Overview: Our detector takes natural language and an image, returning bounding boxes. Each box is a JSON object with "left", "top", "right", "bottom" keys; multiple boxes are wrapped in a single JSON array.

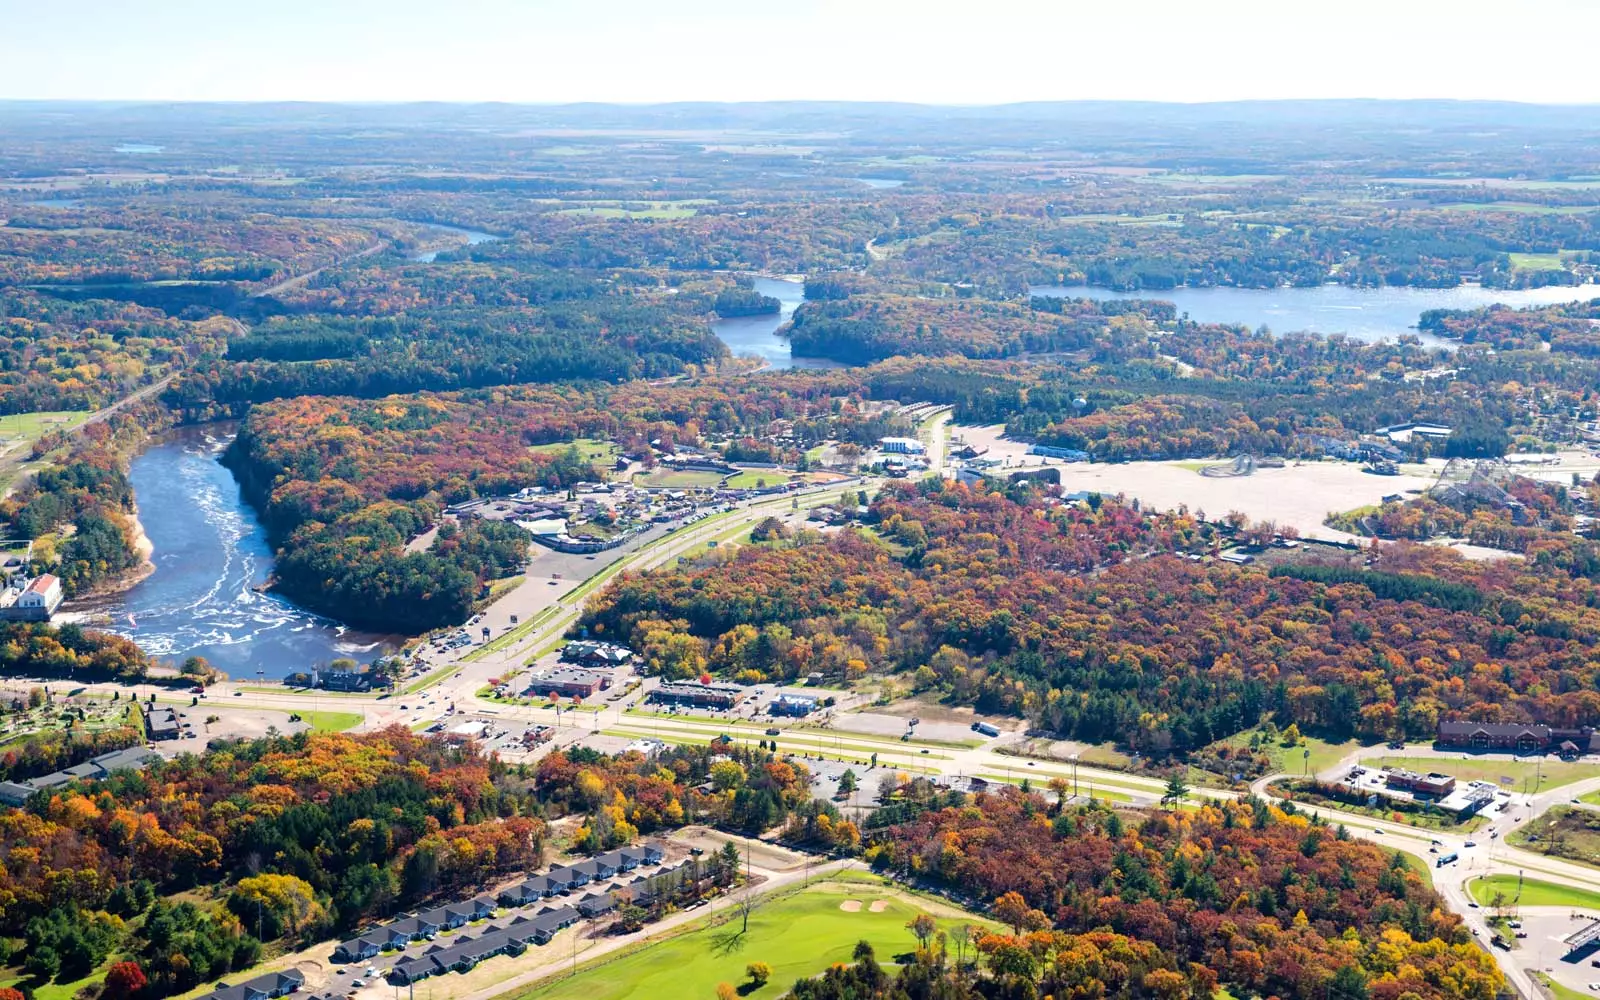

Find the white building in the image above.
[
  {"left": 879, "top": 437, "right": 926, "bottom": 455},
  {"left": 0, "top": 573, "right": 62, "bottom": 621}
]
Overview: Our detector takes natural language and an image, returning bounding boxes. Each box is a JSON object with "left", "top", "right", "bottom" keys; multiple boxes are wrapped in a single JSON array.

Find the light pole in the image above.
[{"left": 1070, "top": 753, "right": 1079, "bottom": 801}]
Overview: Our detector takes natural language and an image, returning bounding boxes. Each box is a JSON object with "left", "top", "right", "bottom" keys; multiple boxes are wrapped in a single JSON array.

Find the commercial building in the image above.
[
  {"left": 0, "top": 574, "right": 63, "bottom": 622},
  {"left": 145, "top": 705, "right": 181, "bottom": 740},
  {"left": 561, "top": 641, "right": 634, "bottom": 668},
  {"left": 526, "top": 668, "right": 610, "bottom": 700},
  {"left": 1028, "top": 444, "right": 1090, "bottom": 462},
  {"left": 648, "top": 681, "right": 748, "bottom": 711},
  {"left": 1381, "top": 768, "right": 1456, "bottom": 798},
  {"left": 770, "top": 693, "right": 820, "bottom": 717},
  {"left": 1436, "top": 721, "right": 1600, "bottom": 755},
  {"left": 879, "top": 437, "right": 926, "bottom": 455}
]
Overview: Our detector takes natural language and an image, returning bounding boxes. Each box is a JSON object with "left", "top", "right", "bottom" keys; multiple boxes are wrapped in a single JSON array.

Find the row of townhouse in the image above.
[
  {"left": 195, "top": 969, "right": 307, "bottom": 1000},
  {"left": 495, "top": 844, "right": 663, "bottom": 906},
  {"left": 573, "top": 859, "right": 698, "bottom": 919},
  {"left": 393, "top": 859, "right": 701, "bottom": 985},
  {"left": 333, "top": 897, "right": 498, "bottom": 963},
  {"left": 389, "top": 907, "right": 581, "bottom": 984}
]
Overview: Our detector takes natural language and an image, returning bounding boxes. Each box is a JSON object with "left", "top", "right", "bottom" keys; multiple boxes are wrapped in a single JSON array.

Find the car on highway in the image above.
[
  {"left": 765, "top": 728, "right": 780, "bottom": 736},
  {"left": 1464, "top": 840, "right": 1477, "bottom": 847}
]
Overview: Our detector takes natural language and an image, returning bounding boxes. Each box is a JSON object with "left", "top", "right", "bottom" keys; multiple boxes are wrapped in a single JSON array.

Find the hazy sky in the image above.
[{"left": 4, "top": 0, "right": 1599, "bottom": 104}]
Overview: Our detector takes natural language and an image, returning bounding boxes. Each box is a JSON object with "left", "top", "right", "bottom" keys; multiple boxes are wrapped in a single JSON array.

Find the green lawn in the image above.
[
  {"left": 0, "top": 410, "right": 90, "bottom": 447},
  {"left": 723, "top": 470, "right": 789, "bottom": 489},
  {"left": 529, "top": 437, "right": 621, "bottom": 467},
  {"left": 1536, "top": 973, "right": 1588, "bottom": 1000},
  {"left": 632, "top": 469, "right": 724, "bottom": 489},
  {"left": 519, "top": 877, "right": 992, "bottom": 1000},
  {"left": 1468, "top": 874, "right": 1600, "bottom": 909},
  {"left": 1359, "top": 755, "right": 1600, "bottom": 793},
  {"left": 1508, "top": 251, "right": 1568, "bottom": 272},
  {"left": 295, "top": 709, "right": 363, "bottom": 733}
]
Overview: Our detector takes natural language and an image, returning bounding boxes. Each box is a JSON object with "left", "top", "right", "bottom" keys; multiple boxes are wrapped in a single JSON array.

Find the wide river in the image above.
[
  {"left": 1032, "top": 282, "right": 1600, "bottom": 345},
  {"left": 709, "top": 276, "right": 840, "bottom": 370},
  {"left": 70, "top": 426, "right": 399, "bottom": 680}
]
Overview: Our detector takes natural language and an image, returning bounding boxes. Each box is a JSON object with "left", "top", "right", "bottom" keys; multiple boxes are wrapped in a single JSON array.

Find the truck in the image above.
[
  {"left": 971, "top": 721, "right": 1001, "bottom": 738},
  {"left": 1435, "top": 852, "right": 1458, "bottom": 868}
]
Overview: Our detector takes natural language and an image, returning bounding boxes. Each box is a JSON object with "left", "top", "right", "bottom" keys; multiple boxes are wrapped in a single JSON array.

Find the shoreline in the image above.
[{"left": 64, "top": 502, "right": 155, "bottom": 604}]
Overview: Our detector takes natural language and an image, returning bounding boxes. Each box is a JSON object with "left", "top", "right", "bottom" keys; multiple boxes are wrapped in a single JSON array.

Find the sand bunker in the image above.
[
  {"left": 868, "top": 900, "right": 888, "bottom": 912},
  {"left": 839, "top": 900, "right": 862, "bottom": 912}
]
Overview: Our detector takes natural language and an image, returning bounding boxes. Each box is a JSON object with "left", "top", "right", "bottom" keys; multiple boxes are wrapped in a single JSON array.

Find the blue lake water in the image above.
[
  {"left": 709, "top": 276, "right": 840, "bottom": 370},
  {"left": 409, "top": 223, "right": 502, "bottom": 262},
  {"left": 1031, "top": 283, "right": 1600, "bottom": 345},
  {"left": 70, "top": 426, "right": 398, "bottom": 679}
]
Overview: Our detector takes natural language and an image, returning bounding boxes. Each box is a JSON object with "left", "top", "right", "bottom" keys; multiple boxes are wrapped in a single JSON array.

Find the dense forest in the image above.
[
  {"left": 584, "top": 479, "right": 1600, "bottom": 749},
  {"left": 853, "top": 791, "right": 1501, "bottom": 1000}
]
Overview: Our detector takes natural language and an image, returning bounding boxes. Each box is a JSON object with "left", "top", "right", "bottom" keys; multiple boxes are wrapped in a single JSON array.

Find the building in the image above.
[
  {"left": 0, "top": 746, "right": 161, "bottom": 806},
  {"left": 561, "top": 641, "right": 634, "bottom": 668},
  {"left": 1028, "top": 444, "right": 1090, "bottom": 462},
  {"left": 0, "top": 574, "right": 63, "bottom": 621},
  {"left": 1377, "top": 422, "right": 1453, "bottom": 444},
  {"left": 648, "top": 681, "right": 748, "bottom": 711},
  {"left": 770, "top": 693, "right": 820, "bottom": 717},
  {"left": 879, "top": 437, "right": 926, "bottom": 455},
  {"left": 1435, "top": 721, "right": 1600, "bottom": 755},
  {"left": 195, "top": 969, "right": 305, "bottom": 1000},
  {"left": 526, "top": 668, "right": 610, "bottom": 700},
  {"left": 145, "top": 705, "right": 181, "bottom": 740},
  {"left": 314, "top": 667, "right": 375, "bottom": 693},
  {"left": 1382, "top": 768, "right": 1457, "bottom": 798}
]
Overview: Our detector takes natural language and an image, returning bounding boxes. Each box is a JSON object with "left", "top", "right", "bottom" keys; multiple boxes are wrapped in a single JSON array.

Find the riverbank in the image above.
[{"left": 73, "top": 424, "right": 401, "bottom": 675}]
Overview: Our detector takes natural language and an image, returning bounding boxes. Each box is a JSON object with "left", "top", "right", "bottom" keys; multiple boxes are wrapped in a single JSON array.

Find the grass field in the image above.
[
  {"left": 1536, "top": 973, "right": 1588, "bottom": 1000},
  {"left": 0, "top": 410, "right": 90, "bottom": 447},
  {"left": 1359, "top": 755, "right": 1600, "bottom": 793},
  {"left": 1468, "top": 874, "right": 1600, "bottom": 910},
  {"left": 518, "top": 876, "right": 992, "bottom": 1000},
  {"left": 723, "top": 470, "right": 788, "bottom": 489},
  {"left": 1507, "top": 806, "right": 1600, "bottom": 869},
  {"left": 632, "top": 469, "right": 724, "bottom": 489},
  {"left": 529, "top": 438, "right": 622, "bottom": 467},
  {"left": 296, "top": 709, "right": 363, "bottom": 733},
  {"left": 1508, "top": 251, "right": 1569, "bottom": 271}
]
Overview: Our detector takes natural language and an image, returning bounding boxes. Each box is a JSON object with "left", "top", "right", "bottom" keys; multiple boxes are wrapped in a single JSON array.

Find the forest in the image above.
[
  {"left": 854, "top": 791, "right": 1501, "bottom": 1000},
  {"left": 584, "top": 479, "right": 1600, "bottom": 750}
]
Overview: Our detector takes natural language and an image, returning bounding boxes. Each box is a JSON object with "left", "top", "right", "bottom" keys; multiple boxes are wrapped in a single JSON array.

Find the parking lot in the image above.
[{"left": 1507, "top": 909, "right": 1600, "bottom": 995}]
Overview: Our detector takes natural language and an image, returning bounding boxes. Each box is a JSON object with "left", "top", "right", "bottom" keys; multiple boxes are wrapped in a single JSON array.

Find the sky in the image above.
[{"left": 4, "top": 0, "right": 1600, "bottom": 105}]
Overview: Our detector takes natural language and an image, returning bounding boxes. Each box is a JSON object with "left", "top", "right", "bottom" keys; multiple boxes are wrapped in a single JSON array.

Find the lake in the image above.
[
  {"left": 69, "top": 426, "right": 399, "bottom": 679},
  {"left": 1031, "top": 282, "right": 1600, "bottom": 345},
  {"left": 710, "top": 276, "right": 841, "bottom": 370},
  {"left": 409, "top": 222, "right": 502, "bottom": 262}
]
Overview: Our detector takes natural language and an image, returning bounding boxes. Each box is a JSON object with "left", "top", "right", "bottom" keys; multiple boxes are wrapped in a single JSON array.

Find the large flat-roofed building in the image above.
[
  {"left": 879, "top": 437, "right": 925, "bottom": 455},
  {"left": 648, "top": 681, "right": 747, "bottom": 710},
  {"left": 146, "top": 705, "right": 181, "bottom": 740},
  {"left": 526, "top": 668, "right": 610, "bottom": 700},
  {"left": 1382, "top": 767, "right": 1456, "bottom": 798},
  {"left": 769, "top": 693, "right": 820, "bottom": 717},
  {"left": 561, "top": 641, "right": 633, "bottom": 668}
]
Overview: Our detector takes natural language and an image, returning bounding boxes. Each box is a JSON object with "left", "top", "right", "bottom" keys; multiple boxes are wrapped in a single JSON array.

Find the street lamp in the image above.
[{"left": 1070, "top": 753, "right": 1079, "bottom": 801}]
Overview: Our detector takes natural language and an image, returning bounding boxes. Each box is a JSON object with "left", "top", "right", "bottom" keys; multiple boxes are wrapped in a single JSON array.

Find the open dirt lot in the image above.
[
  {"left": 833, "top": 711, "right": 979, "bottom": 744},
  {"left": 955, "top": 425, "right": 1443, "bottom": 540},
  {"left": 1053, "top": 459, "right": 1436, "bottom": 540}
]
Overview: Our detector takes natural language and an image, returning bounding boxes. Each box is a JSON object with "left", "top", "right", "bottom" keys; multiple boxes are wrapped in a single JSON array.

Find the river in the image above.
[
  {"left": 709, "top": 276, "right": 840, "bottom": 370},
  {"left": 408, "top": 223, "right": 501, "bottom": 262},
  {"left": 1031, "top": 282, "right": 1600, "bottom": 346},
  {"left": 69, "top": 426, "right": 399, "bottom": 679}
]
